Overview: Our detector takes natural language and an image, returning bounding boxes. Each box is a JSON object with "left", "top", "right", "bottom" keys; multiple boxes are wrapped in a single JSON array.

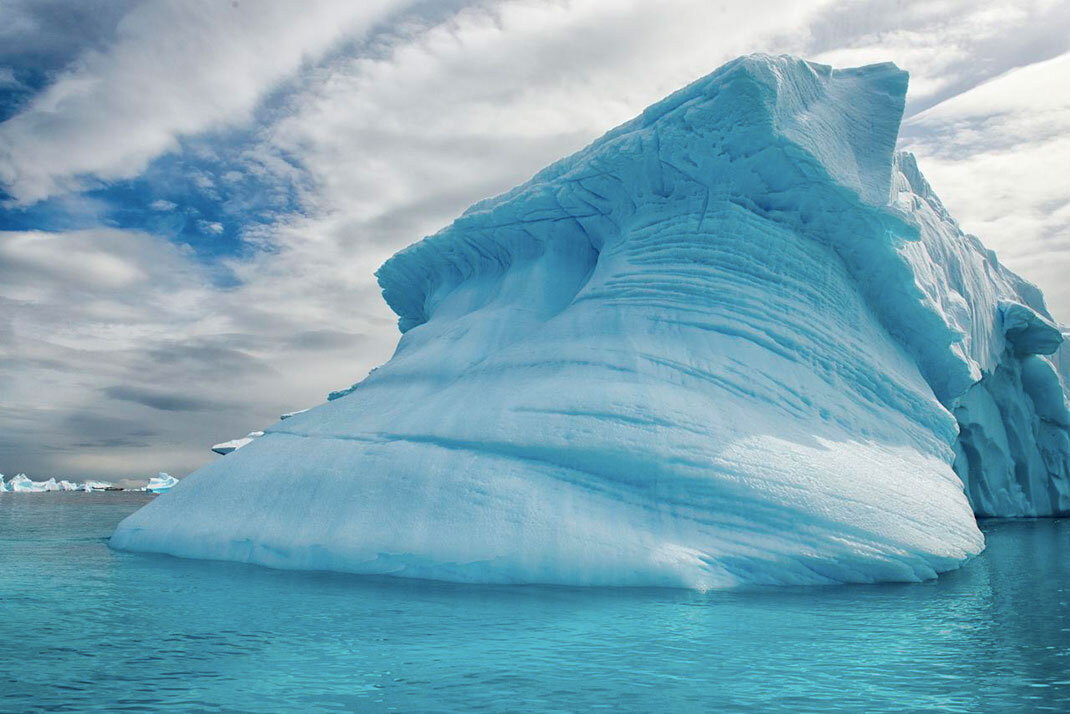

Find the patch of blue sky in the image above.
[
  {"left": 89, "top": 133, "right": 309, "bottom": 260},
  {"left": 0, "top": 119, "right": 310, "bottom": 285},
  {"left": 0, "top": 0, "right": 477, "bottom": 285},
  {"left": 0, "top": 0, "right": 139, "bottom": 121}
]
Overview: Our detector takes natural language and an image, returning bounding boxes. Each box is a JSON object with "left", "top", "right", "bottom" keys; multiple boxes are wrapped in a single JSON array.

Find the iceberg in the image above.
[
  {"left": 112, "top": 55, "right": 1069, "bottom": 589},
  {"left": 144, "top": 473, "right": 178, "bottom": 494},
  {"left": 0, "top": 474, "right": 114, "bottom": 492},
  {"left": 7, "top": 475, "right": 56, "bottom": 492},
  {"left": 8, "top": 475, "right": 54, "bottom": 492}
]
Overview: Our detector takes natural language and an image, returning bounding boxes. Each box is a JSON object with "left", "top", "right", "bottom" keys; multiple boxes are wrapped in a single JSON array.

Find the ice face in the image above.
[
  {"left": 111, "top": 55, "right": 1070, "bottom": 588},
  {"left": 1055, "top": 328, "right": 1070, "bottom": 392}
]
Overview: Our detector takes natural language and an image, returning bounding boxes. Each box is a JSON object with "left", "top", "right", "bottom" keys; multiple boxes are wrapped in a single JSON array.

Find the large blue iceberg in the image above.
[{"left": 112, "top": 55, "right": 1070, "bottom": 589}]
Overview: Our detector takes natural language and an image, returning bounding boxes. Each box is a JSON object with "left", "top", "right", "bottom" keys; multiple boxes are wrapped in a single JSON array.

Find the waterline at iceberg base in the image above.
[{"left": 111, "top": 54, "right": 1070, "bottom": 589}]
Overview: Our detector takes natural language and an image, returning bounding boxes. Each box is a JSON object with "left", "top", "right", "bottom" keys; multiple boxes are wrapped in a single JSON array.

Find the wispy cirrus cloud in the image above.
[
  {"left": 0, "top": 0, "right": 412, "bottom": 205},
  {"left": 901, "top": 52, "right": 1070, "bottom": 321},
  {"left": 802, "top": 0, "right": 1070, "bottom": 114}
]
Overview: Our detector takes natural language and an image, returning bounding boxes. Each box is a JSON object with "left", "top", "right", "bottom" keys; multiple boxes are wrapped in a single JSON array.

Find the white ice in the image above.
[
  {"left": 210, "top": 432, "right": 264, "bottom": 456},
  {"left": 112, "top": 55, "right": 1069, "bottom": 589}
]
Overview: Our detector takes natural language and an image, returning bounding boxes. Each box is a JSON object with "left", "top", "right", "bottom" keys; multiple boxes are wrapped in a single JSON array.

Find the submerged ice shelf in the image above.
[{"left": 112, "top": 54, "right": 1070, "bottom": 589}]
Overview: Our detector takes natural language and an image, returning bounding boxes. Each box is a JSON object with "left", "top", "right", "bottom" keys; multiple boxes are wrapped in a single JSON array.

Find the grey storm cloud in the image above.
[
  {"left": 63, "top": 411, "right": 158, "bottom": 448},
  {"left": 101, "top": 385, "right": 221, "bottom": 412}
]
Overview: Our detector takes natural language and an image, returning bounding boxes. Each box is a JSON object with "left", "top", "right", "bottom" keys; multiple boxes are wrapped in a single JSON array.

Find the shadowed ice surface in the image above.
[{"left": 4, "top": 492, "right": 1070, "bottom": 712}]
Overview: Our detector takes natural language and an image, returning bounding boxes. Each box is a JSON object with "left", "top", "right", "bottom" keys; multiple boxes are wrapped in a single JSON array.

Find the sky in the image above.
[{"left": 0, "top": 0, "right": 1067, "bottom": 483}]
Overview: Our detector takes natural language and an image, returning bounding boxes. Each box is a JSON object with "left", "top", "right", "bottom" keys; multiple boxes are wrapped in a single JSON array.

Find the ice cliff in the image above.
[{"left": 111, "top": 55, "right": 1070, "bottom": 589}]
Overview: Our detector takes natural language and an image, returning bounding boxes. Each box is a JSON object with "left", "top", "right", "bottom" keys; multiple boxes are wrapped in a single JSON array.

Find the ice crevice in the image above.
[{"left": 112, "top": 54, "right": 1069, "bottom": 587}]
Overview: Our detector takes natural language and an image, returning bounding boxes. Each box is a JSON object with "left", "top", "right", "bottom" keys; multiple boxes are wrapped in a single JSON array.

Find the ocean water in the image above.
[{"left": 1, "top": 493, "right": 1068, "bottom": 713}]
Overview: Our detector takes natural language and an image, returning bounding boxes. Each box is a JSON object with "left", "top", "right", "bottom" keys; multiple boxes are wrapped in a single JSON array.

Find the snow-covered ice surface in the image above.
[{"left": 112, "top": 55, "right": 1069, "bottom": 589}]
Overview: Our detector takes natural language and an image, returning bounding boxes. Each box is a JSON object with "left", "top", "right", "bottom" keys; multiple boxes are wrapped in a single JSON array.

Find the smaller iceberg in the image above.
[
  {"left": 9, "top": 475, "right": 54, "bottom": 492},
  {"left": 144, "top": 473, "right": 178, "bottom": 494},
  {"left": 210, "top": 432, "right": 264, "bottom": 456}
]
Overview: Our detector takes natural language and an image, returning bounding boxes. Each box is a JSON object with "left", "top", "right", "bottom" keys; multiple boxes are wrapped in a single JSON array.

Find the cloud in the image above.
[
  {"left": 801, "top": 0, "right": 1070, "bottom": 114},
  {"left": 0, "top": 0, "right": 412, "bottom": 204},
  {"left": 64, "top": 412, "right": 158, "bottom": 449},
  {"left": 0, "top": 0, "right": 138, "bottom": 70},
  {"left": 0, "top": 225, "right": 398, "bottom": 478},
  {"left": 0, "top": 68, "right": 18, "bottom": 88},
  {"left": 1, "top": 0, "right": 1068, "bottom": 480},
  {"left": 100, "top": 385, "right": 222, "bottom": 412},
  {"left": 901, "top": 52, "right": 1070, "bottom": 323},
  {"left": 197, "top": 219, "right": 224, "bottom": 236}
]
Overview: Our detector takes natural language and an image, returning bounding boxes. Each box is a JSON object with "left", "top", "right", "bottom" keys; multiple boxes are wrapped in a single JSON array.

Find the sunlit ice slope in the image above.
[{"left": 112, "top": 55, "right": 1069, "bottom": 589}]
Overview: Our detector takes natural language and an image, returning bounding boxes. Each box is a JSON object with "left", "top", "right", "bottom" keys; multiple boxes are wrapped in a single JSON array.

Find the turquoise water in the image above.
[{"left": 2, "top": 493, "right": 1069, "bottom": 712}]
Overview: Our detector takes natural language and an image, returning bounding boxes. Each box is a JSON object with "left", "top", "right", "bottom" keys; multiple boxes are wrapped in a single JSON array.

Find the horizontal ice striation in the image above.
[{"left": 112, "top": 55, "right": 1069, "bottom": 588}]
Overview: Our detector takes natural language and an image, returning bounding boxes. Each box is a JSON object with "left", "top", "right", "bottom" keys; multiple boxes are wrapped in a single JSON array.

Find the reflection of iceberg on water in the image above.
[{"left": 112, "top": 55, "right": 1070, "bottom": 589}]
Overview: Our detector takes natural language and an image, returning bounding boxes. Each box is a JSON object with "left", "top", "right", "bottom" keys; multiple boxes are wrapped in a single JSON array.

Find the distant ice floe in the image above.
[
  {"left": 0, "top": 474, "right": 114, "bottom": 493},
  {"left": 0, "top": 472, "right": 181, "bottom": 494}
]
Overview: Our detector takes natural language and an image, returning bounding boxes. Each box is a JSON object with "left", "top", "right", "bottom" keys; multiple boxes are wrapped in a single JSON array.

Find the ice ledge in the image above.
[{"left": 1000, "top": 301, "right": 1063, "bottom": 356}]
